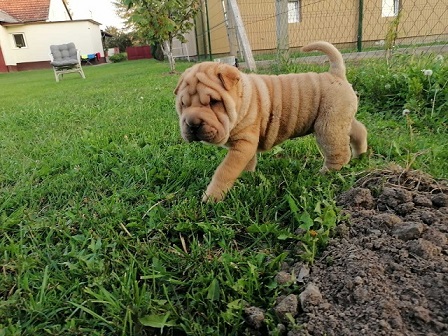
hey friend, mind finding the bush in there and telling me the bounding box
[109,53,127,63]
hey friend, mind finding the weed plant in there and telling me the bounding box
[0,54,446,335]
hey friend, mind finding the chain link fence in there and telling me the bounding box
[194,0,448,66]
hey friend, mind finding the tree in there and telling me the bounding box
[104,26,134,52]
[119,0,200,72]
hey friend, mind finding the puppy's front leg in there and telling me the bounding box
[203,140,257,202]
[244,154,257,172]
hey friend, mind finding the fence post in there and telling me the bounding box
[227,0,256,71]
[357,0,363,52]
[224,0,239,57]
[196,3,208,61]
[275,0,289,56]
[204,0,213,60]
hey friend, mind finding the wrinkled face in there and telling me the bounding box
[174,62,241,146]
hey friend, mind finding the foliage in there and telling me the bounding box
[350,53,448,126]
[120,0,199,45]
[117,0,200,71]
[104,26,134,52]
[348,53,447,174]
[109,52,128,63]
[385,10,402,62]
[0,55,446,335]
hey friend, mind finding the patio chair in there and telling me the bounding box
[49,42,86,82]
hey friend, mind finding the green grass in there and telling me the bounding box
[0,56,447,335]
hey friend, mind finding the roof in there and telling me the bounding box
[0,0,51,23]
[0,9,19,23]
[102,30,113,38]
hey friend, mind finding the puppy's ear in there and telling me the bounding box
[173,74,185,95]
[174,68,191,95]
[174,77,182,95]
[217,64,240,91]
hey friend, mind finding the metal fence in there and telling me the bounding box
[194,0,448,67]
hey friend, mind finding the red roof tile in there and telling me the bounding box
[0,0,51,22]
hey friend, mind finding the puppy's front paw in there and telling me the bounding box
[319,166,330,174]
[202,190,224,203]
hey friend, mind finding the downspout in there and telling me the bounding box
[357,0,363,52]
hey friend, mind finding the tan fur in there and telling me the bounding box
[174,41,368,201]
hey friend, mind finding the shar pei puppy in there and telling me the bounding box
[174,41,367,202]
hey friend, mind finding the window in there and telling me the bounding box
[288,0,301,23]
[13,33,27,48]
[382,0,400,17]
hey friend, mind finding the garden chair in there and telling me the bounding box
[49,42,86,82]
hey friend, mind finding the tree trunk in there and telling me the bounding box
[161,40,176,73]
[151,43,164,61]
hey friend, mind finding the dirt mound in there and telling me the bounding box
[245,167,448,335]
[294,167,448,336]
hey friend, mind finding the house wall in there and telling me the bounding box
[205,0,447,55]
[239,1,276,52]
[0,26,12,70]
[363,0,448,43]
[0,25,8,48]
[288,0,358,47]
[48,0,71,21]
[194,0,230,59]
[208,1,229,55]
[0,20,104,70]
[172,28,197,59]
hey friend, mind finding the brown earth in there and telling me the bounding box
[246,166,448,336]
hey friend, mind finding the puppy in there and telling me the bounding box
[174,41,367,201]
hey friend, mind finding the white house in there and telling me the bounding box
[0,0,105,72]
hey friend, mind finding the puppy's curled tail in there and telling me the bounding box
[302,41,346,79]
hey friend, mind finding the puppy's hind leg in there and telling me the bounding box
[314,116,352,173]
[350,119,368,158]
[317,135,352,173]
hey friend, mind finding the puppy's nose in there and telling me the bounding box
[187,120,202,133]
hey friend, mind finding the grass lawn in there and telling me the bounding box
[0,56,447,335]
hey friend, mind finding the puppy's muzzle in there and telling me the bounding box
[185,120,203,142]
[187,121,202,133]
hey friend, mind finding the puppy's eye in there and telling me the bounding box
[210,98,219,106]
